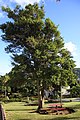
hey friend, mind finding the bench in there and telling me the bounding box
[51,107,66,111]
[49,103,63,108]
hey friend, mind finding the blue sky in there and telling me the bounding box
[0,0,80,75]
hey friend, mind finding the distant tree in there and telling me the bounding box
[0,76,3,94]
[0,74,10,97]
[68,84,80,97]
[74,68,80,84]
[0,3,76,110]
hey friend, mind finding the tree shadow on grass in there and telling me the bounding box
[44,116,80,120]
[6,108,36,111]
[18,117,80,120]
[72,104,80,110]
[19,119,31,120]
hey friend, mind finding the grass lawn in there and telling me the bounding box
[3,101,80,120]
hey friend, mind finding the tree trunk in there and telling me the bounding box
[60,83,62,103]
[4,86,7,98]
[37,80,44,111]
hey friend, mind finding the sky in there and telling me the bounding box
[0,0,80,75]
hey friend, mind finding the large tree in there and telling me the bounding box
[0,3,76,110]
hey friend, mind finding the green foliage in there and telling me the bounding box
[0,75,11,97]
[69,85,80,97]
[0,3,77,105]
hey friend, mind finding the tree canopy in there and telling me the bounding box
[0,3,77,109]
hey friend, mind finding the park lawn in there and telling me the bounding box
[3,101,80,120]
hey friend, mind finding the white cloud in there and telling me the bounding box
[10,0,43,7]
[64,42,77,56]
